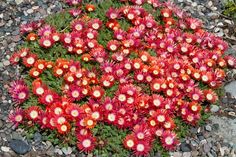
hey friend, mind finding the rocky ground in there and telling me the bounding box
[0,0,235,157]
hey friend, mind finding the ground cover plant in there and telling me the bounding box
[8,0,236,156]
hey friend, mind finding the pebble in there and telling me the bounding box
[0,120,3,128]
[182,152,191,157]
[180,142,192,152]
[173,152,182,157]
[205,125,212,132]
[210,105,219,113]
[9,139,31,155]
[3,60,10,66]
[62,147,73,155]
[26,9,34,14]
[1,146,10,152]
[204,143,211,153]
[33,132,42,143]
[54,148,63,155]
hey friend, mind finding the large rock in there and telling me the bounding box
[224,81,236,98]
[9,139,30,155]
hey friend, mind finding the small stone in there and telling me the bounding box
[205,125,212,132]
[27,9,34,14]
[0,120,3,128]
[207,12,219,19]
[228,112,236,117]
[208,1,213,7]
[225,81,236,98]
[3,60,10,66]
[9,139,31,155]
[62,147,72,155]
[207,152,214,157]
[192,151,199,157]
[15,0,23,5]
[180,142,192,152]
[1,146,10,152]
[182,152,191,157]
[54,148,63,155]
[192,2,197,7]
[210,105,219,113]
[204,143,211,153]
[33,132,42,143]
[217,22,224,27]
[173,152,182,157]
[191,140,198,147]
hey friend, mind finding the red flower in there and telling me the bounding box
[39,36,54,48]
[8,80,29,104]
[133,141,151,156]
[123,134,137,150]
[57,121,71,134]
[8,108,24,127]
[22,53,38,67]
[39,90,60,105]
[25,106,42,121]
[161,131,179,150]
[77,135,96,153]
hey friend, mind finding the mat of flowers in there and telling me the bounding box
[8,0,236,156]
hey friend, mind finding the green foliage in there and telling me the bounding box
[92,123,130,157]
[45,11,73,32]
[223,0,236,20]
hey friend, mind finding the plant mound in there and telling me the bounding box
[8,0,236,156]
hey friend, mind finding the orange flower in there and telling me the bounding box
[27,33,37,41]
[83,116,97,129]
[81,54,92,62]
[86,4,95,12]
[29,68,42,78]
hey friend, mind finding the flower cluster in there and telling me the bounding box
[9,0,236,156]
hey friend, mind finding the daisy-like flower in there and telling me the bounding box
[29,67,42,78]
[39,36,54,48]
[114,29,126,40]
[38,25,55,37]
[161,131,179,150]
[19,48,31,58]
[77,135,96,153]
[203,89,218,104]
[150,94,165,108]
[161,8,172,18]
[8,80,29,104]
[39,90,60,105]
[27,33,38,41]
[71,19,85,32]
[224,55,236,68]
[83,116,97,129]
[9,52,20,65]
[51,32,61,42]
[123,134,137,150]
[106,8,120,19]
[69,8,82,17]
[25,106,42,121]
[133,141,151,156]
[67,85,83,102]
[20,23,34,35]
[185,18,202,30]
[107,40,120,51]
[22,53,38,67]
[53,66,64,77]
[130,0,145,5]
[90,86,105,99]
[8,108,24,127]
[87,18,103,30]
[86,4,96,12]
[57,121,71,134]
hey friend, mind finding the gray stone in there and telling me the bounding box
[182,152,191,157]
[173,152,182,157]
[207,152,214,157]
[0,120,3,128]
[210,105,219,113]
[205,125,212,132]
[54,148,63,155]
[9,139,30,155]
[62,147,72,155]
[204,143,211,153]
[15,0,23,5]
[180,142,192,152]
[33,132,42,143]
[225,81,236,98]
